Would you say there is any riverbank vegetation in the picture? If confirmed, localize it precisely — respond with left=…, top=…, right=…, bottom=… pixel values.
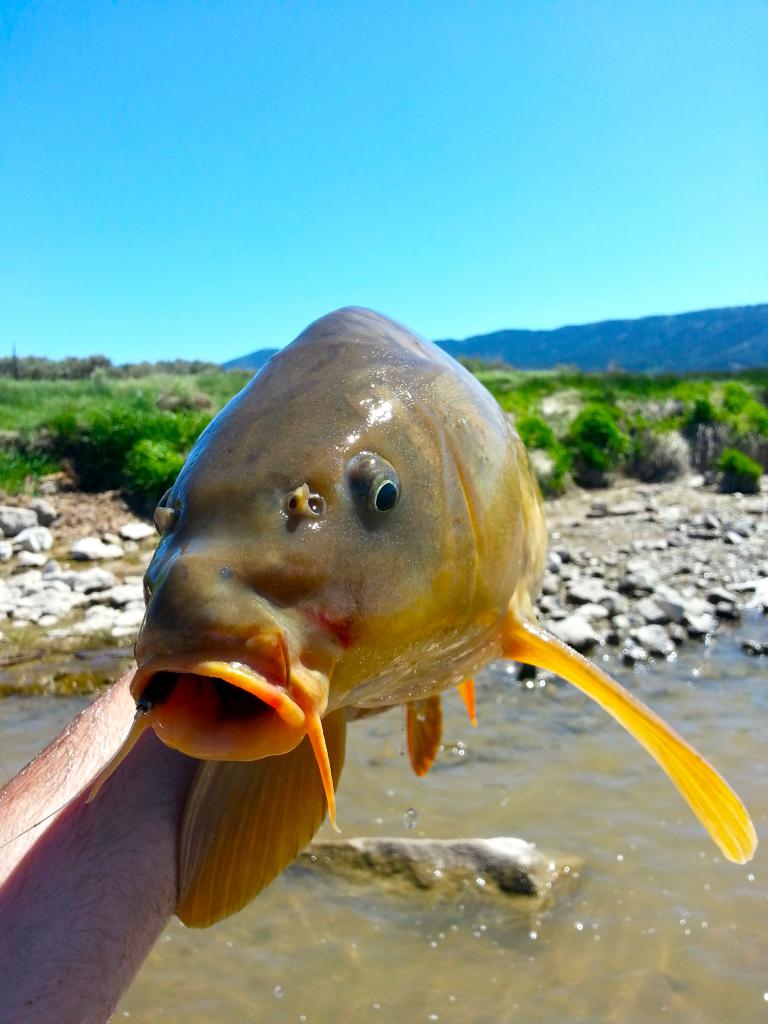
left=0, top=360, right=765, bottom=507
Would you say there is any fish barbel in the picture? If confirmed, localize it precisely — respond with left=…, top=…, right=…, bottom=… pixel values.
left=91, top=307, right=756, bottom=926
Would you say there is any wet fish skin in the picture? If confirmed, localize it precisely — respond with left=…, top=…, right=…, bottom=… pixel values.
left=89, top=306, right=754, bottom=927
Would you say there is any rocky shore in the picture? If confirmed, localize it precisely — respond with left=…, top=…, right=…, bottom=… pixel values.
left=0, top=476, right=765, bottom=694
left=538, top=476, right=767, bottom=664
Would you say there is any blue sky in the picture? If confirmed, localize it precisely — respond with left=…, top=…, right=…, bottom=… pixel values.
left=1, top=1, right=766, bottom=364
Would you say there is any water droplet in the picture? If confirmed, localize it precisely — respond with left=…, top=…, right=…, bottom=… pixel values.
left=403, top=807, right=418, bottom=830
left=575, top=921, right=584, bottom=931
left=273, top=985, right=284, bottom=999
left=529, top=930, right=538, bottom=940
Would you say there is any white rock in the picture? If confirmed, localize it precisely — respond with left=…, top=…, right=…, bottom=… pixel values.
left=69, top=537, right=124, bottom=561
left=0, top=505, right=38, bottom=536
left=635, top=597, right=669, bottom=625
left=632, top=624, right=675, bottom=656
left=102, top=584, right=144, bottom=607
left=59, top=567, right=117, bottom=593
left=548, top=615, right=599, bottom=652
left=28, top=497, right=58, bottom=526
left=41, top=559, right=62, bottom=579
left=299, top=836, right=574, bottom=898
left=745, top=579, right=768, bottom=611
left=0, top=540, right=12, bottom=562
left=15, top=551, right=47, bottom=567
left=567, top=578, right=612, bottom=605
left=13, top=526, right=53, bottom=553
left=683, top=610, right=716, bottom=637
left=577, top=602, right=610, bottom=622
left=119, top=521, right=154, bottom=541
left=608, top=500, right=643, bottom=516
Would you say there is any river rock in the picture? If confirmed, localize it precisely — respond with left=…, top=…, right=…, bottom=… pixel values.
left=15, top=551, right=47, bottom=568
left=634, top=597, right=669, bottom=625
left=566, top=578, right=612, bottom=605
left=97, top=583, right=145, bottom=607
left=13, top=526, right=53, bottom=553
left=683, top=610, right=716, bottom=637
left=745, top=579, right=768, bottom=612
left=297, top=837, right=578, bottom=899
left=59, top=567, right=117, bottom=593
left=0, top=506, right=38, bottom=536
left=608, top=500, right=643, bottom=516
left=621, top=641, right=649, bottom=665
left=27, top=498, right=58, bottom=526
left=119, top=521, right=154, bottom=541
left=706, top=587, right=738, bottom=606
left=618, top=568, right=659, bottom=596
left=577, top=602, right=610, bottom=622
left=631, top=624, right=675, bottom=657
left=0, top=540, right=12, bottom=562
left=69, top=536, right=124, bottom=561
left=652, top=585, right=687, bottom=624
left=541, top=574, right=560, bottom=596
left=547, top=615, right=599, bottom=652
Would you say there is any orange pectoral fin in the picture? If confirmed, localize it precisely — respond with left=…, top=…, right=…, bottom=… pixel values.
left=177, top=708, right=346, bottom=927
left=457, top=678, right=477, bottom=727
left=502, top=610, right=757, bottom=864
left=406, top=695, right=443, bottom=777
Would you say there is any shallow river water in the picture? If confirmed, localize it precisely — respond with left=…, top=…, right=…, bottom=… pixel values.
left=1, top=617, right=766, bottom=1024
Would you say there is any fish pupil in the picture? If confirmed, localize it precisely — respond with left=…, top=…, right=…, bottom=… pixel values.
left=374, top=480, right=398, bottom=511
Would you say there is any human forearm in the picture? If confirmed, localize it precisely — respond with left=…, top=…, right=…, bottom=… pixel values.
left=0, top=673, right=197, bottom=1024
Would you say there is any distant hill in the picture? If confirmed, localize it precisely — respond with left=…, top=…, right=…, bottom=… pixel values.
left=222, top=348, right=280, bottom=372
left=436, top=304, right=768, bottom=373
left=223, top=303, right=768, bottom=374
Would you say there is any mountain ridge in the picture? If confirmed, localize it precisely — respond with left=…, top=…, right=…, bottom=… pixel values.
left=223, top=303, right=768, bottom=374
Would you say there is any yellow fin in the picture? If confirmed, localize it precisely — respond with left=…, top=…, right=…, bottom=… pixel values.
left=406, top=695, right=443, bottom=777
left=502, top=611, right=757, bottom=864
left=177, top=708, right=346, bottom=927
left=457, top=678, right=478, bottom=727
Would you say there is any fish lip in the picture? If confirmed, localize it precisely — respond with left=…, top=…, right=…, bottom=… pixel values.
left=131, top=652, right=307, bottom=730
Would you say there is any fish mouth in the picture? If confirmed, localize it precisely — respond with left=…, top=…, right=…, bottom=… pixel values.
left=129, top=653, right=309, bottom=762
left=88, top=646, right=340, bottom=827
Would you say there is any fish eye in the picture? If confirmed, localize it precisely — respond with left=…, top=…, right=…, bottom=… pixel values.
left=347, top=452, right=401, bottom=513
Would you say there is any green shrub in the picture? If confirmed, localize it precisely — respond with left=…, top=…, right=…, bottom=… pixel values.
left=0, top=449, right=60, bottom=494
left=516, top=415, right=570, bottom=495
left=717, top=448, right=762, bottom=494
left=566, top=405, right=629, bottom=486
left=516, top=414, right=556, bottom=450
left=683, top=396, right=719, bottom=428
left=722, top=382, right=752, bottom=414
left=124, top=440, right=186, bottom=509
left=50, top=400, right=210, bottom=493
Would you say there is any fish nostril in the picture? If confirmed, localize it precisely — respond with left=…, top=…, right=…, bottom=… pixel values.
left=307, top=495, right=325, bottom=516
left=284, top=484, right=325, bottom=520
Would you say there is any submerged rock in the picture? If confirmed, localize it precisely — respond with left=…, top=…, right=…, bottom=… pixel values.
left=298, top=836, right=578, bottom=899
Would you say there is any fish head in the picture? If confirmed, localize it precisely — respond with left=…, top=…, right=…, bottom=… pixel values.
left=131, top=308, right=528, bottom=765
